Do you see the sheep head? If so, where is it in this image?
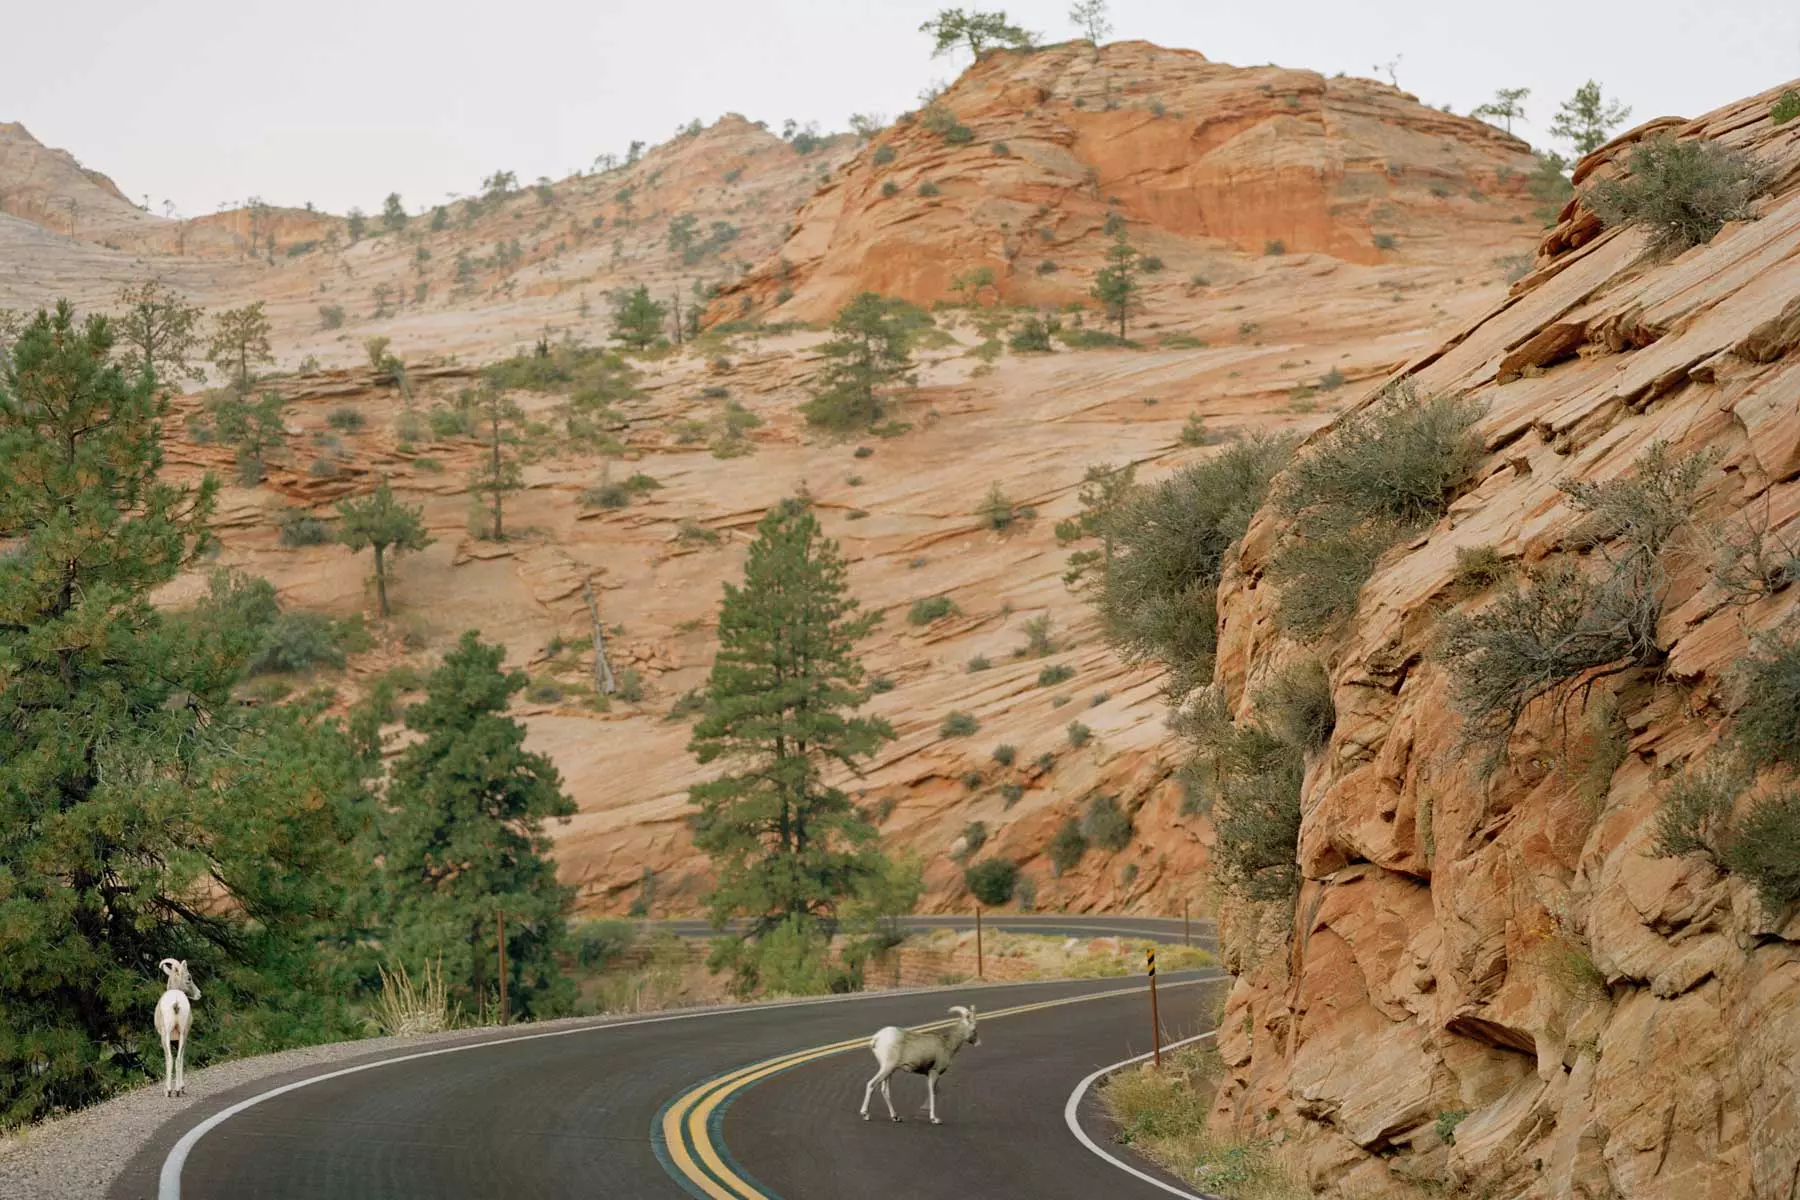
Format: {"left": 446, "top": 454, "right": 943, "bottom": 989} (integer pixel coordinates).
{"left": 948, "top": 1004, "right": 979, "bottom": 1046}
{"left": 159, "top": 958, "right": 200, "bottom": 999}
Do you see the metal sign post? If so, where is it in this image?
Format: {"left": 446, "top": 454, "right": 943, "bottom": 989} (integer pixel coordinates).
{"left": 1147, "top": 947, "right": 1162, "bottom": 1069}
{"left": 975, "top": 905, "right": 984, "bottom": 979}
{"left": 497, "top": 910, "right": 509, "bottom": 1026}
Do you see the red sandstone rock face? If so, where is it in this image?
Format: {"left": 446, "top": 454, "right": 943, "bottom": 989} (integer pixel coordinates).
{"left": 712, "top": 41, "right": 1536, "bottom": 323}
{"left": 1202, "top": 79, "right": 1800, "bottom": 1198}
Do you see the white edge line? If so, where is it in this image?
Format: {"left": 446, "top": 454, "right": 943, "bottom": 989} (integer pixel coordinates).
{"left": 157, "top": 970, "right": 1213, "bottom": 1199}
{"left": 1063, "top": 1030, "right": 1223, "bottom": 1200}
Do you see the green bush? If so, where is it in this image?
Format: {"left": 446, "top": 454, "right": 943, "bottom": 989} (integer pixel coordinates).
{"left": 1264, "top": 240, "right": 1286, "bottom": 256}
{"left": 944, "top": 124, "right": 975, "bottom": 144}
{"left": 941, "top": 710, "right": 980, "bottom": 737}
{"left": 1451, "top": 544, "right": 1512, "bottom": 594}
{"left": 275, "top": 507, "right": 333, "bottom": 547}
{"left": 1652, "top": 758, "right": 1745, "bottom": 861}
{"left": 1318, "top": 368, "right": 1346, "bottom": 390}
{"left": 616, "top": 668, "right": 645, "bottom": 703}
{"left": 1049, "top": 817, "right": 1088, "bottom": 874}
{"left": 992, "top": 743, "right": 1017, "bottom": 766}
{"left": 1725, "top": 790, "right": 1800, "bottom": 908}
{"left": 327, "top": 407, "right": 366, "bottom": 432}
{"left": 1001, "top": 782, "right": 1025, "bottom": 807}
{"left": 318, "top": 304, "right": 345, "bottom": 330}
{"left": 1255, "top": 659, "right": 1336, "bottom": 754}
{"left": 909, "top": 596, "right": 958, "bottom": 625}
{"left": 1373, "top": 233, "right": 1398, "bottom": 251}
{"left": 1066, "top": 721, "right": 1092, "bottom": 748}
{"left": 428, "top": 405, "right": 474, "bottom": 438}
{"left": 979, "top": 484, "right": 1018, "bottom": 531}
{"left": 1585, "top": 135, "right": 1768, "bottom": 256}
{"left": 1653, "top": 755, "right": 1800, "bottom": 908}
{"left": 964, "top": 858, "right": 1019, "bottom": 906}
{"left": 881, "top": 180, "right": 900, "bottom": 198}
{"left": 919, "top": 180, "right": 941, "bottom": 197}
{"left": 1774, "top": 91, "right": 1800, "bottom": 126}
{"left": 1009, "top": 315, "right": 1058, "bottom": 352}
{"left": 573, "top": 919, "right": 638, "bottom": 969}
{"left": 1096, "top": 434, "right": 1294, "bottom": 693}
{"left": 1732, "top": 630, "right": 1800, "bottom": 771}
{"left": 247, "top": 610, "right": 348, "bottom": 676}
{"left": 1038, "top": 663, "right": 1076, "bottom": 687}
{"left": 872, "top": 144, "right": 897, "bottom": 166}
{"left": 1083, "top": 794, "right": 1133, "bottom": 852}
{"left": 967, "top": 654, "right": 992, "bottom": 673}
{"left": 1271, "top": 379, "right": 1484, "bottom": 638}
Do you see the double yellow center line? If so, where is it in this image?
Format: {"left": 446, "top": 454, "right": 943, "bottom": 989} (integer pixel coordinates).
{"left": 654, "top": 980, "right": 1204, "bottom": 1200}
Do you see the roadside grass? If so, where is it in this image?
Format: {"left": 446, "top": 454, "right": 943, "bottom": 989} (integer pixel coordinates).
{"left": 1104, "top": 1042, "right": 1304, "bottom": 1199}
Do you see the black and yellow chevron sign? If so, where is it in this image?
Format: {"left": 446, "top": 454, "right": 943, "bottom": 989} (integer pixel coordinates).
{"left": 1146, "top": 947, "right": 1156, "bottom": 977}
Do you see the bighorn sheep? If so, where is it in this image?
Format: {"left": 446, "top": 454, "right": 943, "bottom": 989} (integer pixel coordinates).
{"left": 859, "top": 1004, "right": 979, "bottom": 1125}
{"left": 154, "top": 959, "right": 199, "bottom": 1098}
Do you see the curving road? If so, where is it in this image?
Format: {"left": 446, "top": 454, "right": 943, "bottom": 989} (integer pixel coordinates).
{"left": 115, "top": 918, "right": 1225, "bottom": 1200}
{"left": 648, "top": 912, "right": 1217, "bottom": 947}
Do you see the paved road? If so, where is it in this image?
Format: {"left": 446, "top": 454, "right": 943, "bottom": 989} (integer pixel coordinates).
{"left": 648, "top": 912, "right": 1217, "bottom": 948}
{"left": 119, "top": 969, "right": 1230, "bottom": 1200}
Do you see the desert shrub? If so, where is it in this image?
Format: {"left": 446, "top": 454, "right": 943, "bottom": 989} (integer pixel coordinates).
{"left": 1207, "top": 737, "right": 1304, "bottom": 901}
{"left": 1066, "top": 721, "right": 1092, "bottom": 748}
{"left": 583, "top": 482, "right": 632, "bottom": 509}
{"left": 1774, "top": 91, "right": 1800, "bottom": 126}
{"left": 1049, "top": 818, "right": 1088, "bottom": 874}
{"left": 1585, "top": 135, "right": 1768, "bottom": 256}
{"left": 872, "top": 144, "right": 897, "bottom": 166}
{"left": 616, "top": 668, "right": 644, "bottom": 703}
{"left": 940, "top": 710, "right": 980, "bottom": 738}
{"left": 318, "top": 304, "right": 346, "bottom": 330}
{"left": 967, "top": 654, "right": 992, "bottom": 673}
{"left": 1713, "top": 511, "right": 1800, "bottom": 604}
{"left": 1438, "top": 563, "right": 1660, "bottom": 754}
{"left": 867, "top": 675, "right": 895, "bottom": 694}
{"left": 1035, "top": 752, "right": 1055, "bottom": 773}
{"left": 1036, "top": 260, "right": 1059, "bottom": 275}
{"left": 1436, "top": 1110, "right": 1471, "bottom": 1145}
{"left": 992, "top": 743, "right": 1017, "bottom": 766}
{"left": 961, "top": 769, "right": 983, "bottom": 789}
{"left": 1560, "top": 443, "right": 1713, "bottom": 557}
{"left": 247, "top": 610, "right": 348, "bottom": 675}
{"left": 526, "top": 676, "right": 565, "bottom": 704}
{"left": 428, "top": 405, "right": 474, "bottom": 438}
{"left": 1271, "top": 379, "right": 1484, "bottom": 638}
{"left": 1255, "top": 659, "right": 1336, "bottom": 754}
{"left": 1451, "top": 544, "right": 1512, "bottom": 594}
{"left": 992, "top": 142, "right": 1010, "bottom": 155}
{"left": 919, "top": 180, "right": 941, "bottom": 197}
{"left": 676, "top": 519, "right": 722, "bottom": 547}
{"left": 1653, "top": 753, "right": 1800, "bottom": 907}
{"left": 964, "top": 858, "right": 1018, "bottom": 906}
{"left": 979, "top": 484, "right": 1018, "bottom": 531}
{"left": 1083, "top": 794, "right": 1133, "bottom": 852}
{"left": 1264, "top": 239, "right": 1286, "bottom": 256}
{"left": 1179, "top": 412, "right": 1223, "bottom": 446}
{"left": 1009, "top": 315, "right": 1058, "bottom": 352}
{"left": 1019, "top": 615, "right": 1055, "bottom": 657}
{"left": 881, "top": 180, "right": 900, "bottom": 198}
{"left": 1001, "top": 782, "right": 1025, "bottom": 807}
{"left": 1058, "top": 328, "right": 1137, "bottom": 349}
{"left": 908, "top": 596, "right": 957, "bottom": 625}
{"left": 1732, "top": 630, "right": 1800, "bottom": 771}
{"left": 394, "top": 409, "right": 427, "bottom": 443}
{"left": 327, "top": 407, "right": 366, "bottom": 432}
{"left": 275, "top": 507, "right": 333, "bottom": 547}
{"left": 1141, "top": 255, "right": 1165, "bottom": 273}
{"left": 1373, "top": 233, "right": 1398, "bottom": 251}
{"left": 1725, "top": 790, "right": 1800, "bottom": 908}
{"left": 573, "top": 919, "right": 638, "bottom": 969}
{"left": 1097, "top": 435, "right": 1294, "bottom": 692}
{"left": 956, "top": 820, "right": 989, "bottom": 858}
{"left": 1654, "top": 757, "right": 1746, "bottom": 861}
{"left": 944, "top": 124, "right": 975, "bottom": 145}
{"left": 1038, "top": 663, "right": 1076, "bottom": 687}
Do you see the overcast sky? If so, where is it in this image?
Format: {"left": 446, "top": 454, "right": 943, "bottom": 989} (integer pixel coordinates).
{"left": 6, "top": 0, "right": 1796, "bottom": 218}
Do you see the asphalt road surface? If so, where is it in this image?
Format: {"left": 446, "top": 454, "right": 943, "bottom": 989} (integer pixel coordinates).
{"left": 119, "top": 965, "right": 1230, "bottom": 1200}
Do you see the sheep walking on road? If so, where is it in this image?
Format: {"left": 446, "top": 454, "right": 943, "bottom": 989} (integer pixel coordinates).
{"left": 155, "top": 959, "right": 199, "bottom": 1098}
{"left": 859, "top": 1004, "right": 980, "bottom": 1125}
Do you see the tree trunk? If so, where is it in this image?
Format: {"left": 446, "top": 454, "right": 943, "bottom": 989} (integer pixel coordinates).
{"left": 582, "top": 580, "right": 617, "bottom": 694}
{"left": 374, "top": 543, "right": 390, "bottom": 617}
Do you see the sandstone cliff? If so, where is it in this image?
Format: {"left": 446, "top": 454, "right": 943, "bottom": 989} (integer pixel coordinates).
{"left": 1202, "top": 81, "right": 1800, "bottom": 1198}
{"left": 713, "top": 41, "right": 1535, "bottom": 323}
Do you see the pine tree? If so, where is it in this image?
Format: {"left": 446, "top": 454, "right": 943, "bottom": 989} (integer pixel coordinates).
{"left": 610, "top": 284, "right": 667, "bottom": 351}
{"left": 799, "top": 293, "right": 917, "bottom": 431}
{"left": 1550, "top": 80, "right": 1632, "bottom": 157}
{"left": 206, "top": 302, "right": 274, "bottom": 393}
{"left": 1471, "top": 87, "right": 1530, "bottom": 134}
{"left": 381, "top": 192, "right": 407, "bottom": 233}
{"left": 0, "top": 303, "right": 367, "bottom": 1125}
{"left": 1092, "top": 229, "right": 1142, "bottom": 338}
{"left": 381, "top": 633, "right": 576, "bottom": 1018}
{"left": 468, "top": 386, "right": 524, "bottom": 540}
{"left": 689, "top": 500, "right": 895, "bottom": 954}
{"left": 210, "top": 388, "right": 286, "bottom": 484}
{"left": 336, "top": 478, "right": 432, "bottom": 617}
{"left": 920, "top": 8, "right": 1032, "bottom": 58}
{"left": 1068, "top": 0, "right": 1111, "bottom": 44}
{"left": 113, "top": 279, "right": 206, "bottom": 390}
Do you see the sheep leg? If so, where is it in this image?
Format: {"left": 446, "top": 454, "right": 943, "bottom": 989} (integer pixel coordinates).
{"left": 927, "top": 1072, "right": 940, "bottom": 1125}
{"left": 161, "top": 1032, "right": 173, "bottom": 1098}
{"left": 881, "top": 1078, "right": 898, "bottom": 1121}
{"left": 860, "top": 1067, "right": 883, "bottom": 1120}
{"left": 174, "top": 1028, "right": 185, "bottom": 1097}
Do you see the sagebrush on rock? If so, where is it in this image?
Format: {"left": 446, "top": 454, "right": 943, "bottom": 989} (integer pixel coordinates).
{"left": 1585, "top": 134, "right": 1768, "bottom": 256}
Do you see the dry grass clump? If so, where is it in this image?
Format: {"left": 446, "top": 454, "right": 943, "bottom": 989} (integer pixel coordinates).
{"left": 368, "top": 959, "right": 459, "bottom": 1036}
{"left": 1105, "top": 1042, "right": 1304, "bottom": 1199}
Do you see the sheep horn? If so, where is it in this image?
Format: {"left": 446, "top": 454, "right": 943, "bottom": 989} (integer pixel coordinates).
{"left": 158, "top": 958, "right": 180, "bottom": 977}
{"left": 947, "top": 1005, "right": 971, "bottom": 1020}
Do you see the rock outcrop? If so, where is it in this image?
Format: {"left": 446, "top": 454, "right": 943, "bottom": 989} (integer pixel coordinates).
{"left": 1200, "top": 81, "right": 1800, "bottom": 1198}
{"left": 713, "top": 41, "right": 1536, "bottom": 323}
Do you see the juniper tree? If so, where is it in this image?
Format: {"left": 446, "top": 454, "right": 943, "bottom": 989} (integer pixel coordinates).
{"left": 336, "top": 478, "right": 432, "bottom": 617}
{"left": 206, "top": 302, "right": 274, "bottom": 393}
{"left": 381, "top": 633, "right": 576, "bottom": 1018}
{"left": 1069, "top": 0, "right": 1111, "bottom": 44}
{"left": 1092, "top": 229, "right": 1142, "bottom": 338}
{"left": 468, "top": 386, "right": 525, "bottom": 540}
{"left": 113, "top": 279, "right": 206, "bottom": 390}
{"left": 1551, "top": 80, "right": 1632, "bottom": 156}
{"left": 688, "top": 500, "right": 895, "bottom": 947}
{"left": 610, "top": 284, "right": 667, "bottom": 351}
{"left": 0, "top": 303, "right": 368, "bottom": 1125}
{"left": 800, "top": 293, "right": 917, "bottom": 431}
{"left": 381, "top": 192, "right": 407, "bottom": 233}
{"left": 1472, "top": 87, "right": 1530, "bottom": 134}
{"left": 921, "top": 8, "right": 1032, "bottom": 58}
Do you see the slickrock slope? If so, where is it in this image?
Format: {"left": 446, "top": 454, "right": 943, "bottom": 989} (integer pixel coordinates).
{"left": 715, "top": 40, "right": 1537, "bottom": 322}
{"left": 1203, "top": 82, "right": 1800, "bottom": 1198}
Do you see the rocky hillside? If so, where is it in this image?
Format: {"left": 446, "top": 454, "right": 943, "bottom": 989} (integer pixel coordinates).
{"left": 1200, "top": 81, "right": 1800, "bottom": 1198}
{"left": 714, "top": 40, "right": 1537, "bottom": 322}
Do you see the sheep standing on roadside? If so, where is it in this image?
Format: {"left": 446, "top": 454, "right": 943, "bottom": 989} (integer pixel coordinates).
{"left": 859, "top": 1004, "right": 980, "bottom": 1125}
{"left": 154, "top": 959, "right": 199, "bottom": 1098}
